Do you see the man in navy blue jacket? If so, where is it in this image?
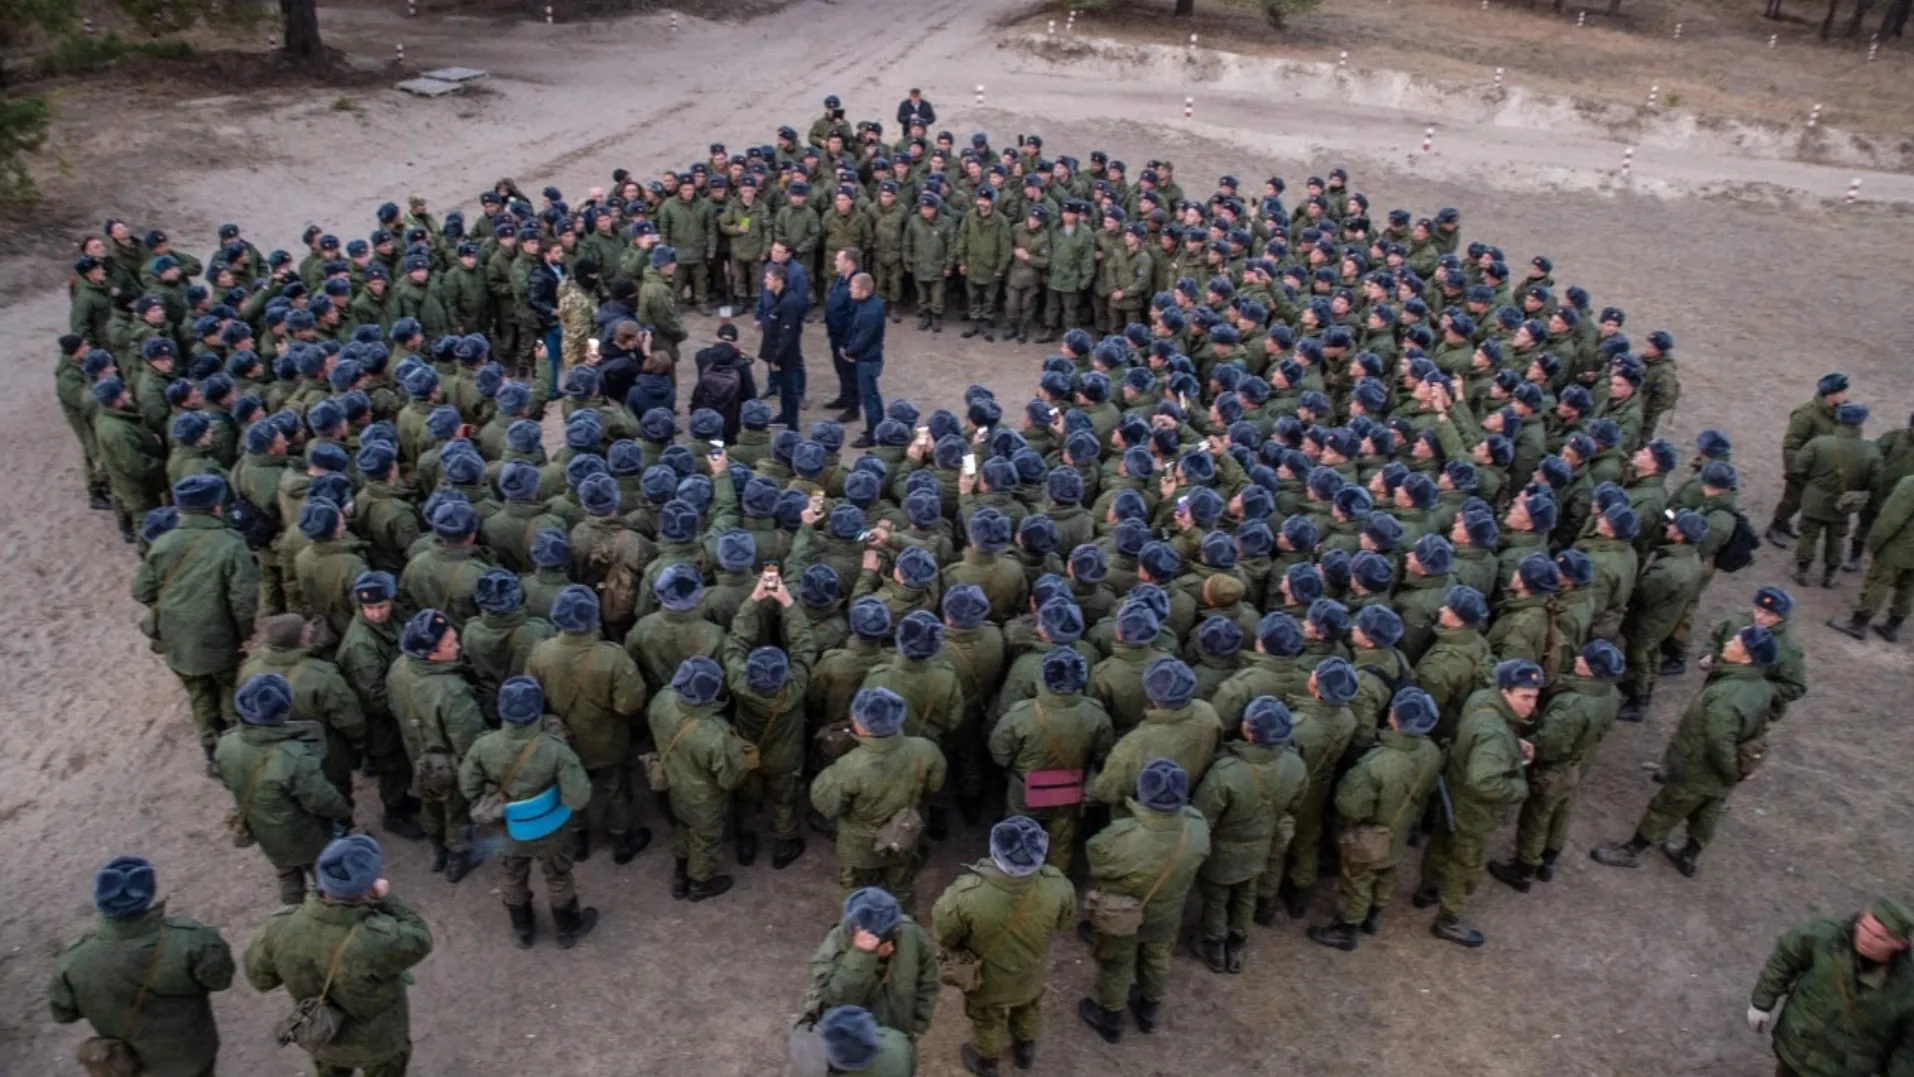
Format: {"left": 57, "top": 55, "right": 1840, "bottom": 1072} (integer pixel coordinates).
{"left": 759, "top": 262, "right": 807, "bottom": 428}
{"left": 842, "top": 272, "right": 887, "bottom": 448}
{"left": 755, "top": 239, "right": 810, "bottom": 405}
{"left": 824, "top": 249, "right": 859, "bottom": 419}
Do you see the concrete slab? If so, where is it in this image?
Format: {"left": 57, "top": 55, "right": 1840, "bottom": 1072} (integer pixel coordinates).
{"left": 395, "top": 77, "right": 463, "bottom": 97}
{"left": 423, "top": 66, "right": 488, "bottom": 82}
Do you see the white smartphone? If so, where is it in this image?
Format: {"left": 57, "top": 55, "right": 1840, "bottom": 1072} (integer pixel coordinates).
{"left": 962, "top": 453, "right": 978, "bottom": 477}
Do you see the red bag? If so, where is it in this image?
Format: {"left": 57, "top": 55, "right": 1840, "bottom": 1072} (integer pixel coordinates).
{"left": 1023, "top": 768, "right": 1086, "bottom": 809}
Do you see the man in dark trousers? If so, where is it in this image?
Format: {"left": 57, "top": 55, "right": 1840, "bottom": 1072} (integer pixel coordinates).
{"left": 692, "top": 322, "right": 758, "bottom": 442}
{"left": 824, "top": 248, "right": 859, "bottom": 417}
{"left": 760, "top": 262, "right": 807, "bottom": 429}
{"left": 755, "top": 239, "right": 810, "bottom": 404}
{"left": 896, "top": 88, "right": 936, "bottom": 129}
{"left": 842, "top": 272, "right": 887, "bottom": 448}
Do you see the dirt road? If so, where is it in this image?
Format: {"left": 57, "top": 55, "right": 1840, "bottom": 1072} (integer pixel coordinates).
{"left": 3, "top": 2, "right": 1912, "bottom": 1075}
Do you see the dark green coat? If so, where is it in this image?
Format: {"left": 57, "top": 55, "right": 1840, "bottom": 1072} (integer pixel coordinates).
{"left": 1796, "top": 427, "right": 1882, "bottom": 523}
{"left": 1334, "top": 728, "right": 1443, "bottom": 863}
{"left": 131, "top": 512, "right": 258, "bottom": 676}
{"left": 96, "top": 406, "right": 169, "bottom": 513}
{"left": 1660, "top": 663, "right": 1775, "bottom": 797}
{"left": 1085, "top": 803, "right": 1211, "bottom": 939}
{"left": 811, "top": 733, "right": 947, "bottom": 870}
{"left": 524, "top": 631, "right": 647, "bottom": 771}
{"left": 385, "top": 655, "right": 486, "bottom": 767}
{"left": 724, "top": 600, "right": 817, "bottom": 775}
{"left": 47, "top": 905, "right": 234, "bottom": 1077}
{"left": 1445, "top": 689, "right": 1530, "bottom": 832}
{"left": 1528, "top": 673, "right": 1620, "bottom": 779}
{"left": 243, "top": 893, "right": 434, "bottom": 1070}
{"left": 861, "top": 655, "right": 965, "bottom": 740}
{"left": 626, "top": 607, "right": 726, "bottom": 694}
{"left": 1865, "top": 474, "right": 1914, "bottom": 569}
{"left": 458, "top": 721, "right": 591, "bottom": 858}
{"left": 213, "top": 723, "right": 352, "bottom": 870}
{"left": 1193, "top": 741, "right": 1307, "bottom": 884}
{"left": 1089, "top": 702, "right": 1222, "bottom": 815}
{"left": 1415, "top": 626, "right": 1494, "bottom": 742}
{"left": 463, "top": 610, "right": 558, "bottom": 723}
{"left": 238, "top": 646, "right": 368, "bottom": 798}
{"left": 1624, "top": 544, "right": 1704, "bottom": 644}
{"left": 648, "top": 689, "right": 749, "bottom": 822}
{"left": 1781, "top": 396, "right": 1840, "bottom": 477}
{"left": 988, "top": 689, "right": 1114, "bottom": 814}
{"left": 805, "top": 917, "right": 939, "bottom": 1035}
{"left": 931, "top": 861, "right": 1077, "bottom": 1007}
{"left": 398, "top": 542, "right": 491, "bottom": 630}
{"left": 1752, "top": 914, "right": 1914, "bottom": 1077}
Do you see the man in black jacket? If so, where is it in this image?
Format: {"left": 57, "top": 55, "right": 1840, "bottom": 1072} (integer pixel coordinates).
{"left": 896, "top": 88, "right": 936, "bottom": 129}
{"left": 527, "top": 242, "right": 565, "bottom": 392}
{"left": 760, "top": 263, "right": 806, "bottom": 429}
{"left": 693, "top": 323, "right": 759, "bottom": 441}
{"left": 842, "top": 273, "right": 886, "bottom": 448}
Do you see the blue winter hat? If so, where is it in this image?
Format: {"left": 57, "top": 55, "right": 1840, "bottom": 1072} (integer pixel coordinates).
{"left": 236, "top": 672, "right": 293, "bottom": 726}
{"left": 498, "top": 676, "right": 544, "bottom": 725}
{"left": 1314, "top": 656, "right": 1360, "bottom": 703}
{"left": 1040, "top": 646, "right": 1089, "bottom": 695}
{"left": 1354, "top": 604, "right": 1404, "bottom": 648}
{"left": 1116, "top": 602, "right": 1161, "bottom": 645}
{"left": 1817, "top": 372, "right": 1849, "bottom": 397}
{"left": 494, "top": 460, "right": 539, "bottom": 503}
{"left": 659, "top": 500, "right": 701, "bottom": 543}
{"left": 1835, "top": 402, "right": 1869, "bottom": 427}
{"left": 1143, "top": 656, "right": 1197, "bottom": 708}
{"left": 1136, "top": 757, "right": 1190, "bottom": 812}
{"left": 1523, "top": 492, "right": 1558, "bottom": 534}
{"left": 314, "top": 834, "right": 383, "bottom": 900}
{"left": 1351, "top": 549, "right": 1394, "bottom": 595}
{"left": 896, "top": 609, "right": 945, "bottom": 660}
{"left": 474, "top": 569, "right": 524, "bottom": 614}
{"left": 745, "top": 646, "right": 791, "bottom": 693}
{"left": 296, "top": 496, "right": 341, "bottom": 541}
{"left": 1494, "top": 658, "right": 1545, "bottom": 690}
{"left": 842, "top": 887, "right": 903, "bottom": 938}
{"left": 173, "top": 473, "right": 226, "bottom": 512}
{"left": 1555, "top": 548, "right": 1594, "bottom": 589}
{"left": 1671, "top": 509, "right": 1709, "bottom": 544}
{"left": 712, "top": 529, "right": 755, "bottom": 573}
{"left": 551, "top": 585, "right": 601, "bottom": 633}
{"left": 969, "top": 507, "right": 1013, "bottom": 552}
{"left": 818, "top": 1006, "right": 881, "bottom": 1071}
{"left": 894, "top": 545, "right": 938, "bottom": 589}
{"left": 989, "top": 816, "right": 1050, "bottom": 877}
{"left": 852, "top": 687, "right": 907, "bottom": 737}
{"left": 530, "top": 528, "right": 570, "bottom": 569}
{"left": 1257, "top": 611, "right": 1305, "bottom": 656}
{"left": 1244, "top": 696, "right": 1294, "bottom": 746}
{"left": 141, "top": 507, "right": 180, "bottom": 543}
{"left": 799, "top": 563, "right": 840, "bottom": 608}
{"left": 93, "top": 855, "right": 157, "bottom": 918}
{"left": 1738, "top": 624, "right": 1779, "bottom": 666}
{"left": 1754, "top": 585, "right": 1794, "bottom": 618}
{"left": 1582, "top": 639, "right": 1625, "bottom": 680}
{"left": 430, "top": 500, "right": 479, "bottom": 540}
{"left": 942, "top": 584, "right": 989, "bottom": 629}
{"left": 1197, "top": 615, "right": 1244, "bottom": 656}
{"left": 649, "top": 563, "right": 702, "bottom": 612}
{"left": 741, "top": 399, "right": 773, "bottom": 429}
{"left": 1391, "top": 687, "right": 1439, "bottom": 735}
{"left": 1445, "top": 584, "right": 1489, "bottom": 627}
{"left": 848, "top": 597, "right": 892, "bottom": 640}
{"left": 1409, "top": 533, "right": 1454, "bottom": 577}
{"left": 1517, "top": 552, "right": 1562, "bottom": 595}
{"left": 672, "top": 656, "right": 723, "bottom": 706}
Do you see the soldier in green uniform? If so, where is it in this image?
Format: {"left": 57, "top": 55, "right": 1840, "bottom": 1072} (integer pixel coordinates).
{"left": 1002, "top": 205, "right": 1052, "bottom": 344}
{"left": 1792, "top": 402, "right": 1880, "bottom": 589}
{"left": 724, "top": 577, "right": 818, "bottom": 870}
{"left": 1308, "top": 687, "right": 1443, "bottom": 951}
{"left": 55, "top": 337, "right": 112, "bottom": 509}
{"left": 458, "top": 676, "right": 596, "bottom": 948}
{"left": 648, "top": 655, "right": 749, "bottom": 902}
{"left": 1043, "top": 201, "right": 1095, "bottom": 342}
{"left": 334, "top": 571, "right": 425, "bottom": 840}
{"left": 931, "top": 816, "right": 1078, "bottom": 1076}
{"left": 1090, "top": 656, "right": 1220, "bottom": 818}
{"left": 1488, "top": 640, "right": 1625, "bottom": 891}
{"left": 1748, "top": 898, "right": 1914, "bottom": 1077}
{"left": 859, "top": 610, "right": 965, "bottom": 835}
{"left": 1591, "top": 625, "right": 1779, "bottom": 877}
{"left": 1618, "top": 511, "right": 1710, "bottom": 722}
{"left": 238, "top": 615, "right": 368, "bottom": 808}
{"left": 399, "top": 500, "right": 490, "bottom": 631}
{"left": 48, "top": 856, "right": 234, "bottom": 1077}
{"left": 461, "top": 569, "right": 556, "bottom": 727}
{"left": 1833, "top": 471, "right": 1914, "bottom": 642}
{"left": 1767, "top": 373, "right": 1847, "bottom": 546}
{"left": 1193, "top": 698, "right": 1306, "bottom": 971}
{"left": 902, "top": 193, "right": 955, "bottom": 332}
{"left": 1078, "top": 758, "right": 1211, "bottom": 1044}
{"left": 244, "top": 835, "right": 434, "bottom": 1077}
{"left": 386, "top": 609, "right": 487, "bottom": 882}
{"left": 954, "top": 187, "right": 1013, "bottom": 341}
{"left": 812, "top": 687, "right": 948, "bottom": 912}
{"left": 94, "top": 376, "right": 169, "bottom": 543}
{"left": 795, "top": 1005, "right": 916, "bottom": 1077}
{"left": 214, "top": 673, "right": 352, "bottom": 904}
{"left": 1413, "top": 659, "right": 1539, "bottom": 947}
{"left": 1271, "top": 656, "right": 1360, "bottom": 922}
{"left": 804, "top": 887, "right": 938, "bottom": 1039}
{"left": 988, "top": 647, "right": 1114, "bottom": 872}
{"left": 131, "top": 474, "right": 258, "bottom": 767}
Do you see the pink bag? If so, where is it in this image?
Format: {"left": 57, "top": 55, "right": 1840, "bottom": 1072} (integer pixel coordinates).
{"left": 1023, "top": 768, "right": 1086, "bottom": 809}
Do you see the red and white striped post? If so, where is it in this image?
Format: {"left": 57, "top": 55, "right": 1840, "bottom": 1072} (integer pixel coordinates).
{"left": 1808, "top": 103, "right": 1822, "bottom": 128}
{"left": 670, "top": 11, "right": 679, "bottom": 31}
{"left": 1339, "top": 49, "right": 1348, "bottom": 70}
{"left": 1621, "top": 146, "right": 1634, "bottom": 176}
{"left": 1047, "top": 18, "right": 1054, "bottom": 34}
{"left": 975, "top": 84, "right": 984, "bottom": 106}
{"left": 1869, "top": 33, "right": 1880, "bottom": 60}
{"left": 395, "top": 41, "right": 405, "bottom": 63}
{"left": 1493, "top": 66, "right": 1504, "bottom": 88}
{"left": 1422, "top": 126, "right": 1434, "bottom": 153}
{"left": 1769, "top": 33, "right": 1778, "bottom": 48}
{"left": 1673, "top": 21, "right": 1682, "bottom": 38}
{"left": 1577, "top": 10, "right": 1587, "bottom": 25}
{"left": 1845, "top": 177, "right": 1862, "bottom": 203}
{"left": 1184, "top": 96, "right": 1193, "bottom": 119}
{"left": 1189, "top": 33, "right": 1198, "bottom": 49}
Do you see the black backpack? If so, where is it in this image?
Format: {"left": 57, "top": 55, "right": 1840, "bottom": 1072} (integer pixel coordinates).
{"left": 225, "top": 494, "right": 279, "bottom": 551}
{"left": 1713, "top": 510, "right": 1761, "bottom": 573}
{"left": 692, "top": 360, "right": 742, "bottom": 418}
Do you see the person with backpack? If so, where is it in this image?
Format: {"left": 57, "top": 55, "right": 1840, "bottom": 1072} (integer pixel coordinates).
{"left": 691, "top": 322, "right": 757, "bottom": 442}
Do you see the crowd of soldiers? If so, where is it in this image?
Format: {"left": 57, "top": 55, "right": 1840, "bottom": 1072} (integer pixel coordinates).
{"left": 47, "top": 88, "right": 1914, "bottom": 1077}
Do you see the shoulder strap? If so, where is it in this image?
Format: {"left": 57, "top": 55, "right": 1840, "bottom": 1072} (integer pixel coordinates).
{"left": 121, "top": 927, "right": 168, "bottom": 1039}
{"left": 1030, "top": 698, "right": 1080, "bottom": 770}
{"left": 315, "top": 925, "right": 361, "bottom": 1006}
{"left": 495, "top": 738, "right": 541, "bottom": 797}
{"left": 972, "top": 875, "right": 1045, "bottom": 967}
{"left": 159, "top": 534, "right": 217, "bottom": 597}
{"left": 238, "top": 753, "right": 273, "bottom": 821}
{"left": 659, "top": 714, "right": 699, "bottom": 765}
{"left": 1139, "top": 821, "right": 1190, "bottom": 906}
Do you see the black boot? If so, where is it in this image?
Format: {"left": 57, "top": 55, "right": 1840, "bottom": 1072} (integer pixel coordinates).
{"left": 957, "top": 794, "right": 983, "bottom": 826}
{"left": 1252, "top": 896, "right": 1278, "bottom": 927}
{"left": 1032, "top": 327, "right": 1057, "bottom": 344}
{"left": 1076, "top": 998, "right": 1123, "bottom": 1044}
{"left": 1616, "top": 696, "right": 1648, "bottom": 723}
{"left": 927, "top": 805, "right": 950, "bottom": 842}
{"left": 552, "top": 899, "right": 599, "bottom": 949}
{"left": 1430, "top": 913, "right": 1485, "bottom": 947}
{"left": 573, "top": 829, "right": 592, "bottom": 862}
{"left": 613, "top": 828, "right": 652, "bottom": 865}
{"left": 736, "top": 830, "right": 759, "bottom": 867}
{"left": 1359, "top": 908, "right": 1382, "bottom": 935}
{"left": 1844, "top": 553, "right": 1865, "bottom": 573}
{"left": 443, "top": 848, "right": 475, "bottom": 884}
{"left": 1224, "top": 932, "right": 1246, "bottom": 972}
{"left": 1127, "top": 987, "right": 1160, "bottom": 1034}
{"left": 1307, "top": 921, "right": 1359, "bottom": 951}
{"left": 1829, "top": 613, "right": 1870, "bottom": 640}
{"left": 670, "top": 857, "right": 690, "bottom": 900}
{"left": 1411, "top": 886, "right": 1440, "bottom": 908}
{"left": 89, "top": 490, "right": 113, "bottom": 511}
{"left": 771, "top": 836, "right": 807, "bottom": 870}
{"left": 382, "top": 809, "right": 427, "bottom": 841}
{"left": 117, "top": 514, "right": 136, "bottom": 544}
{"left": 1765, "top": 525, "right": 1794, "bottom": 549}
{"left": 917, "top": 311, "right": 932, "bottom": 331}
{"left": 1791, "top": 564, "right": 1811, "bottom": 586}
{"left": 1590, "top": 835, "right": 1651, "bottom": 868}
{"left": 961, "top": 318, "right": 982, "bottom": 339}
{"left": 982, "top": 321, "right": 997, "bottom": 343}
{"left": 1822, "top": 567, "right": 1838, "bottom": 589}
{"left": 1876, "top": 616, "right": 1905, "bottom": 643}
{"left": 687, "top": 873, "right": 734, "bottom": 902}
{"left": 1535, "top": 850, "right": 1559, "bottom": 882}
{"left": 806, "top": 807, "right": 838, "bottom": 838}
{"left": 835, "top": 408, "right": 861, "bottom": 425}
{"left": 1658, "top": 656, "right": 1686, "bottom": 677}
{"left": 507, "top": 902, "right": 535, "bottom": 949}
{"left": 1662, "top": 838, "right": 1702, "bottom": 878}
{"left": 1488, "top": 859, "right": 1533, "bottom": 893}
{"left": 1011, "top": 1038, "right": 1036, "bottom": 1069}
{"left": 931, "top": 314, "right": 943, "bottom": 334}
{"left": 1198, "top": 937, "right": 1227, "bottom": 973}
{"left": 960, "top": 1042, "right": 1001, "bottom": 1077}
{"left": 430, "top": 839, "right": 449, "bottom": 873}
{"left": 1280, "top": 877, "right": 1309, "bottom": 919}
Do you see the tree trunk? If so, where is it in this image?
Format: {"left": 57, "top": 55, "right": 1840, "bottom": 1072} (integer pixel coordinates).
{"left": 1174, "top": 0, "right": 1195, "bottom": 14}
{"left": 281, "top": 0, "right": 323, "bottom": 62}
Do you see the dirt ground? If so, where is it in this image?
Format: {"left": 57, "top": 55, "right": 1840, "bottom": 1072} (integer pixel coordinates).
{"left": 2, "top": 1, "right": 1912, "bottom": 1075}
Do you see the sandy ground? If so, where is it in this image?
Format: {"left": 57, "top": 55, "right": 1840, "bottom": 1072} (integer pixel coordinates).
{"left": 2, "top": 2, "right": 1913, "bottom": 1075}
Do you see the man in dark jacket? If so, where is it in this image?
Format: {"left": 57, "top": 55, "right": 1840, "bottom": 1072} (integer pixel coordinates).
{"left": 824, "top": 249, "right": 860, "bottom": 416}
{"left": 896, "top": 88, "right": 936, "bottom": 128}
{"left": 527, "top": 242, "right": 565, "bottom": 393}
{"left": 692, "top": 324, "right": 759, "bottom": 442}
{"left": 760, "top": 262, "right": 807, "bottom": 429}
{"left": 843, "top": 273, "right": 887, "bottom": 447}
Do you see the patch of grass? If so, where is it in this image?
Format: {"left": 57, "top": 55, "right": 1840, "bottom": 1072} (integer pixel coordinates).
{"left": 36, "top": 34, "right": 195, "bottom": 78}
{"left": 332, "top": 95, "right": 360, "bottom": 112}
{"left": 1665, "top": 89, "right": 1683, "bottom": 107}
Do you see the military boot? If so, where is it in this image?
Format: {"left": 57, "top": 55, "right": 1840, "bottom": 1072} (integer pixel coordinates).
{"left": 613, "top": 827, "right": 652, "bottom": 865}
{"left": 429, "top": 838, "right": 449, "bottom": 873}
{"left": 1197, "top": 936, "right": 1227, "bottom": 973}
{"left": 917, "top": 311, "right": 932, "bottom": 331}
{"left": 1306, "top": 922, "right": 1359, "bottom": 951}
{"left": 1487, "top": 859, "right": 1533, "bottom": 893}
{"left": 1076, "top": 998, "right": 1123, "bottom": 1044}
{"left": 687, "top": 873, "right": 734, "bottom": 902}
{"left": 1791, "top": 564, "right": 1810, "bottom": 586}
{"left": 1224, "top": 932, "right": 1247, "bottom": 973}
{"left": 960, "top": 1042, "right": 1001, "bottom": 1077}
{"left": 1616, "top": 695, "right": 1648, "bottom": 723}
{"left": 1411, "top": 886, "right": 1440, "bottom": 908}
{"left": 982, "top": 318, "right": 998, "bottom": 343}
{"left": 1032, "top": 327, "right": 1058, "bottom": 344}
{"left": 382, "top": 809, "right": 427, "bottom": 841}
{"left": 1590, "top": 835, "right": 1650, "bottom": 868}
{"left": 573, "top": 829, "right": 592, "bottom": 862}
{"left": 1430, "top": 913, "right": 1485, "bottom": 948}
{"left": 1844, "top": 534, "right": 1866, "bottom": 572}
{"left": 507, "top": 902, "right": 535, "bottom": 949}
{"left": 806, "top": 807, "right": 838, "bottom": 838}
{"left": 736, "top": 830, "right": 759, "bottom": 867}
{"left": 1765, "top": 525, "right": 1794, "bottom": 549}
{"left": 443, "top": 847, "right": 476, "bottom": 884}
{"left": 1359, "top": 907, "right": 1383, "bottom": 935}
{"left": 1876, "top": 616, "right": 1905, "bottom": 642}
{"left": 670, "top": 857, "right": 690, "bottom": 900}
{"left": 1127, "top": 986, "right": 1160, "bottom": 1033}
{"left": 1829, "top": 613, "right": 1870, "bottom": 640}
{"left": 961, "top": 318, "right": 982, "bottom": 339}
{"left": 117, "top": 514, "right": 136, "bottom": 544}
{"left": 1252, "top": 896, "right": 1278, "bottom": 927}
{"left": 1280, "top": 877, "right": 1310, "bottom": 919}
{"left": 931, "top": 313, "right": 944, "bottom": 334}
{"left": 1822, "top": 566, "right": 1838, "bottom": 589}
{"left": 1662, "top": 838, "right": 1702, "bottom": 878}
{"left": 771, "top": 836, "right": 807, "bottom": 870}
{"left": 1535, "top": 850, "right": 1560, "bottom": 882}
{"left": 552, "top": 899, "right": 599, "bottom": 948}
{"left": 89, "top": 489, "right": 113, "bottom": 511}
{"left": 1011, "top": 1039, "right": 1037, "bottom": 1068}
{"left": 1657, "top": 656, "right": 1686, "bottom": 677}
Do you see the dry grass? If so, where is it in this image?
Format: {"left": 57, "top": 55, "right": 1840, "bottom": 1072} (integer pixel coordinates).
{"left": 1030, "top": 0, "right": 1914, "bottom": 138}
